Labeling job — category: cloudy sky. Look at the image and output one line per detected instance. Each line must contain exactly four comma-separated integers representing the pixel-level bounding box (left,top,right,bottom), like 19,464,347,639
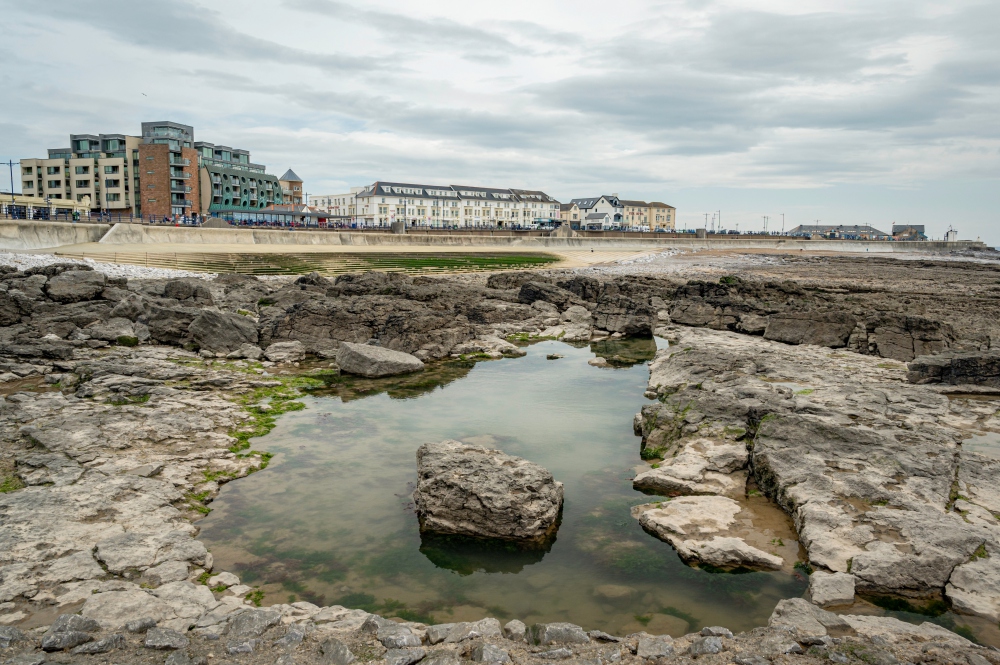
2,0,998,242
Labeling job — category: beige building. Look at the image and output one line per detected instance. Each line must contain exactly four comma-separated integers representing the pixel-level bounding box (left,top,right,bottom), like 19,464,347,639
279,169,304,206
620,200,650,229
649,202,676,230
21,133,142,214
559,202,580,225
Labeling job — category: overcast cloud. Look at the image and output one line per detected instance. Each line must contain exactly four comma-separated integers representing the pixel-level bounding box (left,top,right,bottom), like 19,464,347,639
1,0,998,242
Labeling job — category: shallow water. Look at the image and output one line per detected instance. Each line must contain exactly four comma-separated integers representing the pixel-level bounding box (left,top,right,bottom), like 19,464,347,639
200,339,807,634
963,432,1000,459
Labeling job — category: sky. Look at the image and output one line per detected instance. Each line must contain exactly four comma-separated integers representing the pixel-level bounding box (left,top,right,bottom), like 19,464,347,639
1,0,998,243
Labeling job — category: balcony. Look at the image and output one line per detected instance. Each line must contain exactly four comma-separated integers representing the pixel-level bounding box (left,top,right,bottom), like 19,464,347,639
169,170,190,179
212,176,221,184
171,198,192,208
170,184,192,193
168,156,190,166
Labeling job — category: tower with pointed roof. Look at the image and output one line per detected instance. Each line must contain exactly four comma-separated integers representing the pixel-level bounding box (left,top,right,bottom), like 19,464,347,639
279,169,304,205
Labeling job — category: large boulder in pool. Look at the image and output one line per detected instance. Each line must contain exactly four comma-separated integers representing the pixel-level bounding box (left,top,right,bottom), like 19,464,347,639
337,342,424,378
413,440,564,543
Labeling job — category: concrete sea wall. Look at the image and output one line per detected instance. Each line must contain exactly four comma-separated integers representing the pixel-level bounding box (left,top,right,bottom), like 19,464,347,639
0,221,990,253
97,224,991,252
0,221,111,250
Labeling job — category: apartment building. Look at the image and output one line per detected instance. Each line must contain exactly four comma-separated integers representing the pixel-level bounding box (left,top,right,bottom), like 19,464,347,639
21,121,285,218
196,140,283,215
353,182,561,227
20,133,142,213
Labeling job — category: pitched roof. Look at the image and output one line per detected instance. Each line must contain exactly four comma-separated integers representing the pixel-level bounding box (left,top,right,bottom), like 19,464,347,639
280,169,302,182
585,212,610,220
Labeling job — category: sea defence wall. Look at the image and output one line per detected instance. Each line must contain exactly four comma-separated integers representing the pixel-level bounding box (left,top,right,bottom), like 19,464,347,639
0,221,990,253
0,221,111,251
93,223,990,253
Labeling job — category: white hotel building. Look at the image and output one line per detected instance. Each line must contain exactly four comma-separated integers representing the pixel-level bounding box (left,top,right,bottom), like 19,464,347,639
310,182,561,228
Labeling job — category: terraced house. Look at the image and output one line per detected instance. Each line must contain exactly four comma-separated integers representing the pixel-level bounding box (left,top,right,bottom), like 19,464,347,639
352,182,561,227
571,194,676,230
20,121,286,218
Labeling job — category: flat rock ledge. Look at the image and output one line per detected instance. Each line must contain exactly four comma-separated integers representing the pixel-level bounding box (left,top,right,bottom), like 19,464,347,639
337,342,425,378
633,496,784,571
0,600,989,665
412,440,564,542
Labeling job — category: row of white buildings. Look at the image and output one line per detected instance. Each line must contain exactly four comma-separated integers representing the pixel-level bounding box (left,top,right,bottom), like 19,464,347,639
308,181,676,230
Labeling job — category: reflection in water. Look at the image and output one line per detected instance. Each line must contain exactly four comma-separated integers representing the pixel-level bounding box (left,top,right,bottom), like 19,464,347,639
199,340,807,635
419,531,556,576
309,359,476,401
589,337,658,367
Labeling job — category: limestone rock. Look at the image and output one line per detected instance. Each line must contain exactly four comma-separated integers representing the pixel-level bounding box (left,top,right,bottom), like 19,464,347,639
72,633,126,654
908,349,1000,387
45,270,107,303
337,341,424,378
188,310,258,354
528,622,590,645
82,590,174,629
946,556,1000,622
471,643,511,663
636,635,674,658
633,496,783,570
264,340,306,363
413,440,563,542
763,309,857,348
768,598,852,637
144,626,190,650
808,571,856,607
42,630,93,651
228,608,281,637
386,648,427,665
320,637,356,665
503,619,527,642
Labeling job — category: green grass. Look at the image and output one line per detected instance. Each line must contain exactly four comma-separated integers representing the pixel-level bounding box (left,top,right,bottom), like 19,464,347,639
107,393,151,406
0,475,25,493
794,561,814,576
246,589,265,607
971,543,989,560
794,389,814,395
115,335,139,347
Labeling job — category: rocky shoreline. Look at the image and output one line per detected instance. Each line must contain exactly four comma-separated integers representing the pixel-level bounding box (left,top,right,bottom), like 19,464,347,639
2,256,1000,663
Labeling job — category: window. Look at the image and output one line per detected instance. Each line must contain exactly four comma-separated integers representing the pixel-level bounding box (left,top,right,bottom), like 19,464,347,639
47,166,61,175
146,156,154,161
75,180,89,188
22,166,32,175
147,198,157,203
47,180,61,188
105,179,121,188
77,194,88,202
146,170,155,175
107,193,121,202
147,185,155,190
104,165,119,174
75,166,89,174
50,194,62,199
23,181,33,189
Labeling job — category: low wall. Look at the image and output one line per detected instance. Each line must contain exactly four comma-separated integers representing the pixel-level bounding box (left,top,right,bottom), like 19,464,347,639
94,224,990,253
0,221,989,253
0,221,111,250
